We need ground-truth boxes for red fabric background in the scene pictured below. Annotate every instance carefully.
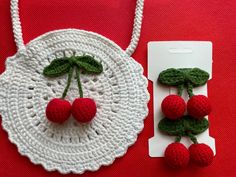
[0,0,236,176]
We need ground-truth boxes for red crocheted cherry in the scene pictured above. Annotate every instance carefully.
[189,143,214,167]
[72,98,97,123]
[161,95,186,120]
[43,55,103,124]
[46,98,71,124]
[164,142,190,168]
[187,95,211,119]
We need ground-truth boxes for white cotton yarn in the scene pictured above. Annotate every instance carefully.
[0,0,149,174]
[10,0,145,56]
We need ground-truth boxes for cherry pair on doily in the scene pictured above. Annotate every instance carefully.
[43,53,103,124]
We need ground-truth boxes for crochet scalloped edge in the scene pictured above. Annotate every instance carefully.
[0,29,150,174]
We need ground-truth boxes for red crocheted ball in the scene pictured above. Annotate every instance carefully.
[72,98,97,123]
[161,95,186,120]
[189,143,214,167]
[164,142,190,168]
[46,98,71,124]
[187,95,211,119]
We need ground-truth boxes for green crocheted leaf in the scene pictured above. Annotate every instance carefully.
[43,58,71,77]
[187,68,209,86]
[74,56,103,74]
[158,118,185,136]
[158,68,209,89]
[158,116,209,136]
[158,68,185,86]
[184,115,209,135]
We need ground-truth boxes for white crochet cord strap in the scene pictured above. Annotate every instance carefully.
[10,0,144,56]
[2,0,150,174]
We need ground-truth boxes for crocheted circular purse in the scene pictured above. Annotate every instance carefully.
[0,0,149,174]
[158,68,214,168]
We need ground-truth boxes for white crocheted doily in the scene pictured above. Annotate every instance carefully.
[0,29,149,174]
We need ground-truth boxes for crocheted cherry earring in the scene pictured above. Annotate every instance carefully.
[43,53,103,123]
[158,68,214,168]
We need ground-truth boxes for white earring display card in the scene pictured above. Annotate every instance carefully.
[148,41,215,157]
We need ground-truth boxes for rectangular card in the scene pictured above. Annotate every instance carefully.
[148,41,215,157]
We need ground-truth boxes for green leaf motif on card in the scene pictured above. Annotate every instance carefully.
[187,68,209,86]
[158,68,209,87]
[158,117,185,136]
[158,115,209,136]
[184,116,209,135]
[158,68,185,86]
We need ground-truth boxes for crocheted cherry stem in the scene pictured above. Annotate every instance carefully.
[62,67,73,99]
[187,132,198,144]
[43,54,103,99]
[186,82,194,97]
[75,67,83,98]
[177,84,184,96]
[175,135,182,142]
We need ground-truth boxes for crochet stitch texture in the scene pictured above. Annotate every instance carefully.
[0,29,149,174]
[0,0,149,174]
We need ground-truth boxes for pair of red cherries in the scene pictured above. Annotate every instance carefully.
[46,97,97,124]
[165,142,214,168]
[161,94,213,168]
[161,94,212,120]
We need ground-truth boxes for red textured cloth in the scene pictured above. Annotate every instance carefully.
[189,143,214,167]
[161,95,186,119]
[187,95,212,119]
[72,98,97,123]
[164,143,189,168]
[46,98,72,123]
[0,0,236,176]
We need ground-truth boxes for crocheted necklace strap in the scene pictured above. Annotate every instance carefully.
[10,0,145,56]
